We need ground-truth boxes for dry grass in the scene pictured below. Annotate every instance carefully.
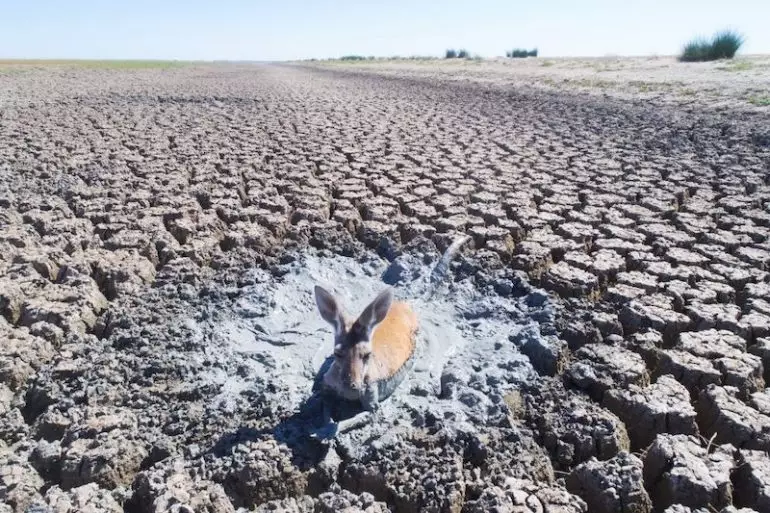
[718,61,754,72]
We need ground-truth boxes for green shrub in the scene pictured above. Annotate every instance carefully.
[445,48,472,59]
[340,55,367,61]
[507,48,538,58]
[710,30,744,59]
[680,38,712,61]
[680,29,744,61]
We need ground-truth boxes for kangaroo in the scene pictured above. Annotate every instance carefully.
[309,234,471,439]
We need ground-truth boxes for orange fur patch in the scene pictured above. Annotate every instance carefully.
[369,300,417,380]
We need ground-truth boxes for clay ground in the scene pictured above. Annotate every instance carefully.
[1,58,770,513]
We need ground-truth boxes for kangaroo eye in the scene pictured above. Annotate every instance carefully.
[362,353,371,362]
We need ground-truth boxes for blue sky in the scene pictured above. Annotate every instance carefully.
[1,0,767,61]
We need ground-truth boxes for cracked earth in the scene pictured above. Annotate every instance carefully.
[1,59,769,513]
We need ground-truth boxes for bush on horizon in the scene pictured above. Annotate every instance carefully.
[446,48,471,59]
[680,30,744,61]
[506,48,538,58]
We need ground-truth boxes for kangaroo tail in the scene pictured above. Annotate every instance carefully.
[423,234,471,297]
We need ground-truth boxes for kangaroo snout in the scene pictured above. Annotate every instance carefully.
[346,376,363,391]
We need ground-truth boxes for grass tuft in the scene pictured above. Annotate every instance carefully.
[680,38,712,62]
[710,30,744,59]
[719,61,753,72]
[680,29,744,62]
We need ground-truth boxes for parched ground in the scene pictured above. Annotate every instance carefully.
[1,59,770,513]
[315,54,770,108]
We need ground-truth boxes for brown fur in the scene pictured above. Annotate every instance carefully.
[315,287,418,400]
[368,301,417,380]
[324,300,417,394]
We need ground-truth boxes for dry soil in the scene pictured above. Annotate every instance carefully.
[1,59,769,513]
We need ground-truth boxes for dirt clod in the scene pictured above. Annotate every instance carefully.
[567,451,652,513]
[643,434,734,512]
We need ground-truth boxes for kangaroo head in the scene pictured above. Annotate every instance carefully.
[314,285,393,390]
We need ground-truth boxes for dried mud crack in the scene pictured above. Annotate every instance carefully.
[1,62,769,513]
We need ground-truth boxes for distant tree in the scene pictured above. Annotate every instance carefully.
[506,48,538,58]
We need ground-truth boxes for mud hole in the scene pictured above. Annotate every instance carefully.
[212,248,545,446]
[144,245,559,511]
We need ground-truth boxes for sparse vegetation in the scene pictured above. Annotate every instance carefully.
[719,61,753,72]
[748,96,770,106]
[386,55,438,61]
[679,30,744,62]
[711,30,745,59]
[566,77,618,90]
[506,48,538,58]
[313,55,442,63]
[680,38,712,62]
[445,48,471,59]
[637,83,652,93]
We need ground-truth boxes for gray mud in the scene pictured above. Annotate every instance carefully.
[206,248,547,458]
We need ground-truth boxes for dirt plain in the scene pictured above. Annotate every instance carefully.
[1,57,770,513]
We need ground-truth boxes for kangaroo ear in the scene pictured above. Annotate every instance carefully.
[314,285,345,336]
[357,287,393,333]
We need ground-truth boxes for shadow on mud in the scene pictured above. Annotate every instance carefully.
[207,356,366,469]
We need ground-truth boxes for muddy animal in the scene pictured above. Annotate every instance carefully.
[309,234,471,438]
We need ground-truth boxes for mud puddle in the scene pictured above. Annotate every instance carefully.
[191,248,555,457]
